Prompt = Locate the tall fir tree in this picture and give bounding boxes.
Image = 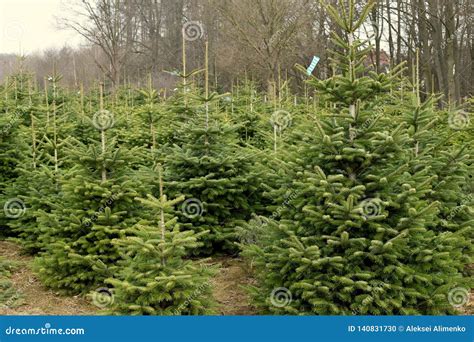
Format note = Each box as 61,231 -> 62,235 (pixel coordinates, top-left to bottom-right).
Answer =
164,73 -> 258,254
34,84 -> 146,294
107,166 -> 215,315
241,0 -> 472,315
0,73 -> 31,238
4,74 -> 76,254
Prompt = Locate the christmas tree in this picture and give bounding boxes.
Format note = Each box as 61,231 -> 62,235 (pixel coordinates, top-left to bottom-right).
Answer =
241,0 -> 472,315
34,84 -> 146,294
164,64 -> 257,254
4,74 -> 75,254
0,74 -> 31,238
106,166 -> 215,315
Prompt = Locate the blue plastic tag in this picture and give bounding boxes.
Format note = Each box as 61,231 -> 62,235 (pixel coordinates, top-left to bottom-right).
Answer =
306,56 -> 320,75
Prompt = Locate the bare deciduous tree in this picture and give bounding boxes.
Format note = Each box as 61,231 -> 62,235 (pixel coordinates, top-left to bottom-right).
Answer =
59,0 -> 138,87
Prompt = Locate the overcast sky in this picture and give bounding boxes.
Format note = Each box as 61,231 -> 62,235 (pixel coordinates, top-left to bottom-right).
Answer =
0,0 -> 81,54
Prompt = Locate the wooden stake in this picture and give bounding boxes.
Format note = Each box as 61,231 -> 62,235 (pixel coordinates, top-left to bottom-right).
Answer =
416,48 -> 420,106
158,164 -> 166,266
99,82 -> 107,183
182,32 -> 187,106
44,77 -> 50,126
72,55 -> 78,88
80,83 -> 85,115
31,115 -> 37,169
205,41 -> 210,130
214,57 -> 218,91
277,65 -> 281,105
273,125 -> 277,154
27,78 -> 32,106
148,74 -> 156,153
52,76 -> 58,174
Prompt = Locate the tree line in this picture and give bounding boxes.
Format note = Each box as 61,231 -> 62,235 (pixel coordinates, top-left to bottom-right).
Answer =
0,0 -> 472,106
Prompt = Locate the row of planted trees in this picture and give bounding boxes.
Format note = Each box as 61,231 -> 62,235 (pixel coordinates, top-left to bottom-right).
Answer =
1,0 -> 472,315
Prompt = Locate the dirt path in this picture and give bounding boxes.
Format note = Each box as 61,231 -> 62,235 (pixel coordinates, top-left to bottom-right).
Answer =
0,240 -> 97,315
0,241 -> 256,315
210,256 -> 257,315
3,240 -> 469,315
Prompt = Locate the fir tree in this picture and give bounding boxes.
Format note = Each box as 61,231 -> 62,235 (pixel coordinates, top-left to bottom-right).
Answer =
106,166 -> 215,315
34,84 -> 146,294
0,74 -> 31,237
4,74 -> 75,254
164,74 -> 257,254
241,0 -> 472,315
222,80 -> 269,148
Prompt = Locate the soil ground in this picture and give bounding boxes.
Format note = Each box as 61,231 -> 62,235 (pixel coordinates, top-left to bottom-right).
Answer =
1,240 -> 470,315
209,256 -> 257,315
0,240 -> 96,315
0,240 -> 256,315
